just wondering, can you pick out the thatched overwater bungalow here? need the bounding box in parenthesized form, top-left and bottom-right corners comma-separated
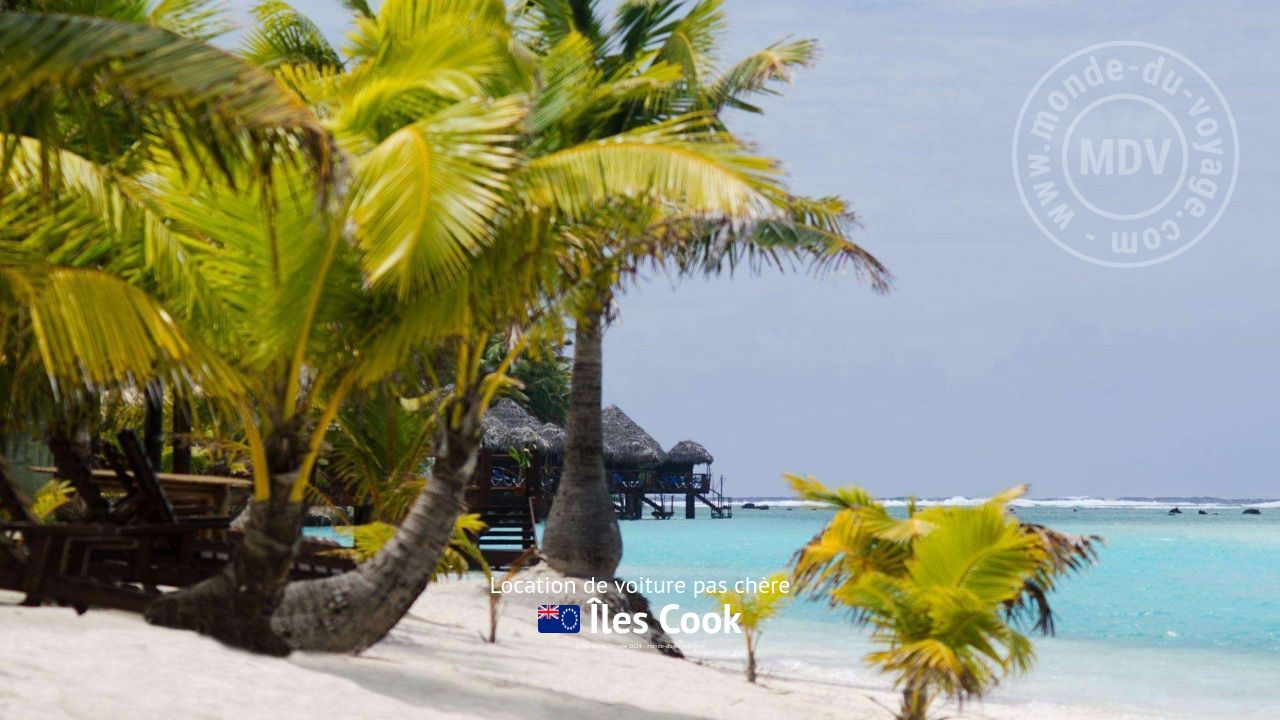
(600, 405, 670, 519)
(660, 440, 719, 519)
(467, 399, 565, 564)
(474, 398, 565, 502)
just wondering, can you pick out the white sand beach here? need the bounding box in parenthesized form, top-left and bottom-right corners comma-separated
(0, 581, 1167, 720)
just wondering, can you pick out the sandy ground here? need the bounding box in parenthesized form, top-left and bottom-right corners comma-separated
(0, 580, 1166, 720)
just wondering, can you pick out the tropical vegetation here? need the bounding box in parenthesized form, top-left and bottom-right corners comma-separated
(523, 0, 892, 583)
(709, 571, 791, 683)
(788, 475, 1100, 720)
(1, 0, 886, 657)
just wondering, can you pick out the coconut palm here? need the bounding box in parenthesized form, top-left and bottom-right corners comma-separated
(250, 0, 816, 653)
(788, 476, 1100, 720)
(516, 0, 891, 581)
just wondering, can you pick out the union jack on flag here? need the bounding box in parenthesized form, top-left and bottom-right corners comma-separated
(537, 603, 580, 633)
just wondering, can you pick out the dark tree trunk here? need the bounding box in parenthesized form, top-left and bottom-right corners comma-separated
(47, 427, 109, 521)
(143, 380, 164, 470)
(541, 306, 622, 579)
(271, 397, 483, 652)
(172, 391, 192, 475)
(144, 427, 308, 656)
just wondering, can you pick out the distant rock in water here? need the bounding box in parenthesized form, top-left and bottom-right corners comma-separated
(1168, 507, 1182, 515)
(1198, 510, 1208, 515)
(1243, 508, 1262, 515)
(741, 502, 756, 509)
(754, 504, 770, 510)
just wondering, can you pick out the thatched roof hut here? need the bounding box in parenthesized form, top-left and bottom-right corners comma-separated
(602, 405, 665, 467)
(482, 399, 565, 456)
(664, 440, 713, 467)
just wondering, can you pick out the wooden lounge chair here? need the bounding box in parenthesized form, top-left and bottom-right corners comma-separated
(3, 433, 355, 612)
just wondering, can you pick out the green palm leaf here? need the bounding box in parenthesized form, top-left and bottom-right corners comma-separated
(243, 1, 342, 71)
(518, 115, 781, 220)
(350, 97, 525, 295)
(0, 12, 332, 189)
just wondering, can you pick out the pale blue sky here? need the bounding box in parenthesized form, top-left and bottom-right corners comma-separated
(230, 1, 1280, 499)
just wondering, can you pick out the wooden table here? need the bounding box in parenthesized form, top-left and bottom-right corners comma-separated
(29, 467, 252, 515)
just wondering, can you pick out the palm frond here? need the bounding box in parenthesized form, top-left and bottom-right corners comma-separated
(3, 264, 243, 398)
(518, 114, 781, 221)
(703, 38, 818, 113)
(350, 97, 524, 296)
(0, 12, 333, 191)
(243, 1, 342, 71)
(150, 0, 233, 41)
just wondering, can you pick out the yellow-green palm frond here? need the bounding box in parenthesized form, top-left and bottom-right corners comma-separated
(4, 138, 234, 337)
(149, 0, 233, 41)
(651, 0, 724, 79)
(785, 473, 876, 510)
(662, 195, 892, 290)
(243, 1, 342, 72)
(907, 503, 1043, 605)
(3, 262, 243, 400)
(702, 38, 818, 113)
(612, 0, 683, 60)
(346, 0, 511, 65)
(518, 114, 782, 221)
(331, 514, 488, 580)
(708, 571, 791, 633)
(349, 96, 525, 296)
(0, 12, 333, 192)
(322, 391, 437, 522)
(515, 0, 607, 53)
(30, 479, 73, 521)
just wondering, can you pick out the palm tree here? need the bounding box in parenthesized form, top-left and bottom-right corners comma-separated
(709, 571, 791, 683)
(247, 0, 816, 653)
(3, 0, 860, 656)
(1, 3, 515, 653)
(788, 476, 1100, 720)
(518, 0, 891, 581)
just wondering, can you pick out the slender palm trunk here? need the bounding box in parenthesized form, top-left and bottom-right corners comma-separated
(745, 633, 757, 683)
(899, 684, 930, 720)
(541, 305, 622, 579)
(271, 400, 483, 652)
(145, 430, 307, 656)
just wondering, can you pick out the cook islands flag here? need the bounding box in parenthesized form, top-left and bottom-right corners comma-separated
(537, 604, 581, 634)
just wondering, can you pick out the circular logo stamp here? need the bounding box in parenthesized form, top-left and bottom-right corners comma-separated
(1013, 41, 1238, 267)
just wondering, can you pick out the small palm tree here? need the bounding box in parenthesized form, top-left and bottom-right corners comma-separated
(709, 572, 791, 683)
(788, 476, 1099, 720)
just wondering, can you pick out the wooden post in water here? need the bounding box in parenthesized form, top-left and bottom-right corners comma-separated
(685, 492, 696, 519)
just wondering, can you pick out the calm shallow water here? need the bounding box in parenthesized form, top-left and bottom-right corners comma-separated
(608, 503, 1280, 719)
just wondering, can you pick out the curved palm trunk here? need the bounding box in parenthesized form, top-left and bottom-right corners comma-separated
(541, 306, 622, 579)
(144, 470, 306, 656)
(271, 403, 482, 653)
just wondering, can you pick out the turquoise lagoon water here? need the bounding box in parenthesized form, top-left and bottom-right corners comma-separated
(607, 501, 1280, 719)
